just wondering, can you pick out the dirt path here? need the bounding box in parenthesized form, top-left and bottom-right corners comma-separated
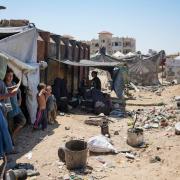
(9, 85, 180, 180)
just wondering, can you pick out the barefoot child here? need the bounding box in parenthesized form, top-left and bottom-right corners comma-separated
(46, 85, 57, 124)
(33, 83, 48, 130)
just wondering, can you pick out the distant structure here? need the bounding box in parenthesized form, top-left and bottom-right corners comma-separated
(87, 31, 136, 55)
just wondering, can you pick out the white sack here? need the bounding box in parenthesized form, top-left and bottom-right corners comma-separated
(87, 135, 116, 153)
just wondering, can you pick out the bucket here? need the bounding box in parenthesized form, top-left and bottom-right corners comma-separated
(127, 128, 144, 147)
(65, 140, 88, 170)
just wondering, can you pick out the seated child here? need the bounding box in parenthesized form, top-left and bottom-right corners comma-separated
(33, 83, 48, 130)
(46, 85, 57, 124)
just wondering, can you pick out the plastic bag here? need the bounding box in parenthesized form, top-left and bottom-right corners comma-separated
(87, 135, 116, 153)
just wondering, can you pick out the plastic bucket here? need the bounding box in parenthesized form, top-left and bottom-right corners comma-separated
(65, 140, 88, 170)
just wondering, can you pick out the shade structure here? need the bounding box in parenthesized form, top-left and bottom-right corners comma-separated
(112, 51, 125, 59)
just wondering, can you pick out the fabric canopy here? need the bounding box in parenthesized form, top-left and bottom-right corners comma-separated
(0, 25, 30, 34)
(0, 27, 39, 124)
(59, 59, 122, 67)
(90, 52, 120, 63)
(122, 51, 164, 85)
(112, 51, 125, 58)
(125, 52, 136, 57)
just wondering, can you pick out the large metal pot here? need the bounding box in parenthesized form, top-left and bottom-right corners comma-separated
(127, 128, 144, 147)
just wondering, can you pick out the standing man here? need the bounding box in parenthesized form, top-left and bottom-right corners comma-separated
(91, 71, 101, 91)
(4, 69, 26, 143)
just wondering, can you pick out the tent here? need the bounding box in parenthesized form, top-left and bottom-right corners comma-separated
(59, 52, 123, 67)
(166, 55, 180, 83)
(59, 52, 127, 99)
(123, 51, 165, 85)
(125, 52, 136, 57)
(0, 26, 39, 124)
(175, 55, 180, 60)
(112, 51, 125, 59)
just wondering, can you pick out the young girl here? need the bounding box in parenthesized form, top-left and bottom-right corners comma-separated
(33, 83, 48, 130)
(46, 85, 57, 124)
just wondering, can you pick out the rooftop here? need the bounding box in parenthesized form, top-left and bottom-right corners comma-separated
(98, 31, 113, 35)
(62, 34, 74, 39)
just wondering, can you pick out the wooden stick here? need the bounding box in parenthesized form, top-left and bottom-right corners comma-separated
(132, 113, 138, 129)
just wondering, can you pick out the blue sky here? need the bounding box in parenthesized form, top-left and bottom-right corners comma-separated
(0, 0, 179, 54)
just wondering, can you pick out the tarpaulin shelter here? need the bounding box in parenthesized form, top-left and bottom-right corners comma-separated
(166, 55, 180, 83)
(59, 51, 127, 98)
(0, 26, 39, 124)
(121, 51, 165, 86)
(112, 51, 125, 59)
(125, 52, 136, 57)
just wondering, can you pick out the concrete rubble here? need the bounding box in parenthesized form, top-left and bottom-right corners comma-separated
(130, 103, 180, 130)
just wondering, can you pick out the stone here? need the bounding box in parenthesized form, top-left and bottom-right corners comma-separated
(150, 123, 159, 128)
(175, 122, 180, 135)
(144, 124, 151, 129)
(156, 92, 161, 96)
(63, 174, 70, 180)
(114, 131, 119, 135)
(160, 120, 168, 127)
(65, 126, 70, 130)
(150, 156, 161, 163)
(125, 152, 135, 159)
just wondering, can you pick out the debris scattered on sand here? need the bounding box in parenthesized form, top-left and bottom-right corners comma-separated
(65, 126, 70, 130)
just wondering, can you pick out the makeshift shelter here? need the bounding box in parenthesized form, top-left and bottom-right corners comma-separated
(122, 51, 165, 86)
(60, 52, 126, 99)
(0, 26, 39, 124)
(125, 52, 136, 57)
(166, 56, 180, 83)
(112, 51, 125, 59)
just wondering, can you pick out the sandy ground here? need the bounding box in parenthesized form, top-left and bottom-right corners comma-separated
(5, 84, 180, 180)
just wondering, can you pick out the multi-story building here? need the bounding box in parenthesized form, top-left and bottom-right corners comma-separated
(89, 31, 136, 55)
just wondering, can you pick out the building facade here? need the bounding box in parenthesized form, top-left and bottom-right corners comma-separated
(89, 31, 136, 55)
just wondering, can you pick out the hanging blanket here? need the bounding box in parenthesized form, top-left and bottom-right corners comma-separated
(0, 109, 13, 157)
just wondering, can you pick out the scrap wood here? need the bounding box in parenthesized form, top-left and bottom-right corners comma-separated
(85, 119, 104, 126)
(130, 82, 140, 92)
(85, 116, 114, 126)
(126, 102, 165, 106)
(89, 116, 105, 119)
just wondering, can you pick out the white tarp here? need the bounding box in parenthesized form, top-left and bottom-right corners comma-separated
(112, 51, 125, 58)
(0, 25, 30, 33)
(0, 28, 37, 63)
(125, 52, 136, 57)
(0, 27, 39, 124)
(59, 59, 121, 67)
(175, 56, 180, 60)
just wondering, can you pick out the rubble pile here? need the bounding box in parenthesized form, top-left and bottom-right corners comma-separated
(137, 86, 165, 92)
(134, 105, 180, 129)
